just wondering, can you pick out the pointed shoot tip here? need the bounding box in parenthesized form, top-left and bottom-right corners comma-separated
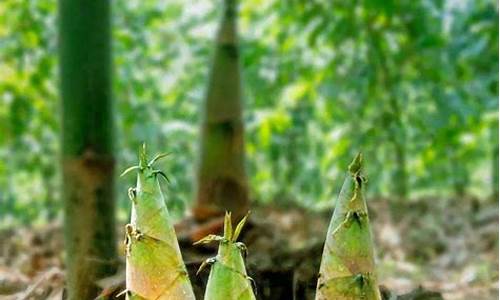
(139, 143, 148, 168)
(348, 152, 363, 175)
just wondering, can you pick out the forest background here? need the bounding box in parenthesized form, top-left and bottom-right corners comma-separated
(0, 0, 498, 299)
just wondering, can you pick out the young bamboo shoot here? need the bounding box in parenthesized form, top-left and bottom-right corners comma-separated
(316, 153, 381, 300)
(195, 212, 256, 300)
(122, 145, 195, 300)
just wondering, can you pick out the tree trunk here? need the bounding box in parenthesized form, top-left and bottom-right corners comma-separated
(59, 0, 117, 298)
(193, 0, 249, 222)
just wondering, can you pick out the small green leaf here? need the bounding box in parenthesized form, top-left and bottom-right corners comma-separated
(148, 152, 172, 167)
(120, 165, 140, 177)
(224, 211, 233, 241)
(233, 211, 250, 242)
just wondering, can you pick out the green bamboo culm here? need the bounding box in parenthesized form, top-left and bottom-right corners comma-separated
(121, 144, 195, 300)
(316, 153, 381, 300)
(195, 212, 256, 300)
(59, 0, 117, 298)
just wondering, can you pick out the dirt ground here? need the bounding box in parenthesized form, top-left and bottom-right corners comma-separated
(0, 197, 497, 299)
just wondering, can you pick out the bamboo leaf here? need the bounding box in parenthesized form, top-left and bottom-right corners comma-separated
(224, 211, 233, 241)
(148, 152, 172, 167)
(232, 211, 250, 242)
(193, 234, 224, 245)
(120, 166, 140, 177)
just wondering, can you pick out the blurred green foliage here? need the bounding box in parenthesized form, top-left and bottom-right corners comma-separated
(0, 0, 497, 225)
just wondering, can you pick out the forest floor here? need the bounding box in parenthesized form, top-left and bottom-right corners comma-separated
(0, 197, 497, 299)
